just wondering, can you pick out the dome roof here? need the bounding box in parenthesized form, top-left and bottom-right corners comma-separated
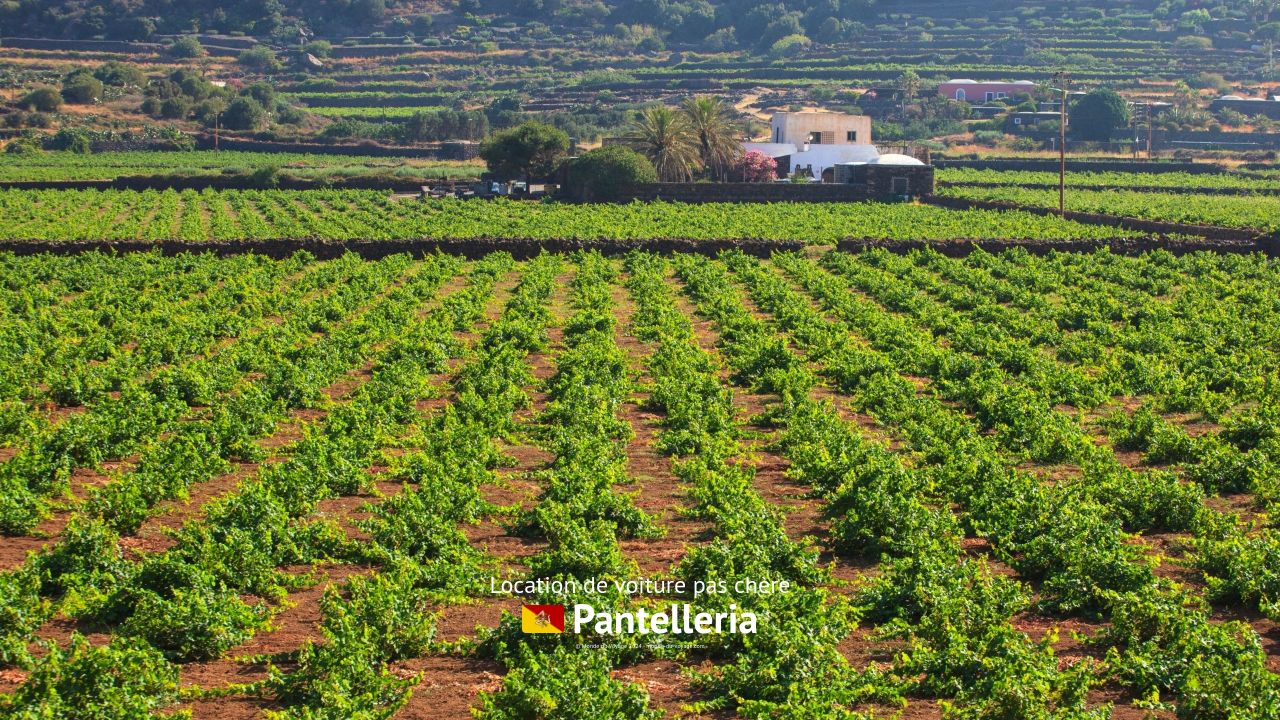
(868, 153, 926, 166)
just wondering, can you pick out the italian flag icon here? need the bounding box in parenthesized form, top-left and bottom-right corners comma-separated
(522, 604, 565, 633)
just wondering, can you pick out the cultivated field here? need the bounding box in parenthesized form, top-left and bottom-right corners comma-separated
(2, 246, 1279, 718)
(939, 184, 1280, 232)
(0, 152, 483, 183)
(0, 190, 1139, 242)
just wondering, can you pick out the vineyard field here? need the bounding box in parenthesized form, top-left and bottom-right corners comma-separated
(939, 185, 1280, 232)
(937, 167, 1280, 192)
(2, 246, 1280, 718)
(0, 152, 482, 183)
(0, 189, 1128, 242)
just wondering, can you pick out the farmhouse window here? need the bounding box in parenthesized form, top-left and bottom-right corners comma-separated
(846, 131, 858, 141)
(808, 131, 822, 144)
(892, 177, 909, 194)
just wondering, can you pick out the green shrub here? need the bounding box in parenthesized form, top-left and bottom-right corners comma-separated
(0, 568, 47, 665)
(93, 61, 147, 87)
(0, 635, 180, 718)
(168, 36, 204, 58)
(159, 96, 191, 119)
(237, 46, 282, 72)
(476, 645, 661, 720)
(22, 86, 63, 112)
(319, 570, 435, 661)
(46, 128, 92, 154)
(119, 583, 268, 661)
(223, 97, 267, 131)
(4, 137, 44, 155)
(61, 75, 104, 104)
(562, 145, 657, 202)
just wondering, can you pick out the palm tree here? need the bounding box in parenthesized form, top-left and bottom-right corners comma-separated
(680, 95, 742, 181)
(624, 106, 701, 183)
(895, 70, 921, 119)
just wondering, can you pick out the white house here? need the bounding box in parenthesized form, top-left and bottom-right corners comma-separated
(743, 111, 879, 181)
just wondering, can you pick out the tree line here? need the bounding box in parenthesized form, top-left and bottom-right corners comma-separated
(478, 95, 777, 199)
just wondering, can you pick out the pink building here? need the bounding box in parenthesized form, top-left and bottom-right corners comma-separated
(936, 79, 1038, 104)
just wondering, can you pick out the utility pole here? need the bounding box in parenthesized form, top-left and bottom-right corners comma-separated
(1147, 102, 1155, 159)
(1133, 102, 1154, 159)
(1053, 71, 1068, 217)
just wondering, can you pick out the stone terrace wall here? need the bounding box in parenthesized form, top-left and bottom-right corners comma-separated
(190, 135, 479, 160)
(933, 158, 1225, 174)
(618, 182, 869, 203)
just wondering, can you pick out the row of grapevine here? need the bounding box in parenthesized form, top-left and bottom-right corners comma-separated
(3, 248, 1280, 716)
(473, 251, 665, 718)
(0, 151, 478, 182)
(0, 249, 282, 407)
(0, 251, 564, 717)
(0, 253, 493, 671)
(0, 253, 410, 535)
(672, 253, 1108, 715)
(0, 190, 1131, 242)
(258, 252, 534, 718)
(746, 251, 1280, 715)
(625, 253, 876, 716)
(939, 185, 1280, 231)
(939, 167, 1280, 192)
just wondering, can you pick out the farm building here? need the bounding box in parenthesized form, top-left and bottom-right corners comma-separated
(833, 154, 935, 199)
(744, 111, 879, 181)
(1210, 95, 1280, 119)
(1006, 111, 1063, 128)
(937, 79, 1038, 103)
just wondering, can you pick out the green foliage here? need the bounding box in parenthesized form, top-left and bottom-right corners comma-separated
(767, 33, 811, 59)
(167, 36, 205, 58)
(562, 145, 656, 202)
(479, 121, 570, 182)
(158, 96, 192, 120)
(0, 635, 181, 719)
(0, 568, 48, 666)
(119, 582, 269, 661)
(692, 590, 896, 718)
(1102, 589, 1280, 718)
(238, 46, 283, 72)
(1196, 529, 1280, 619)
(46, 128, 93, 154)
(0, 190, 1133, 242)
(303, 40, 333, 57)
(476, 646, 661, 720)
(1069, 87, 1131, 141)
(102, 556, 270, 661)
(3, 237, 1280, 718)
(93, 61, 147, 88)
(222, 97, 268, 131)
(21, 86, 63, 112)
(61, 75, 104, 104)
(241, 81, 277, 110)
(319, 570, 436, 662)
